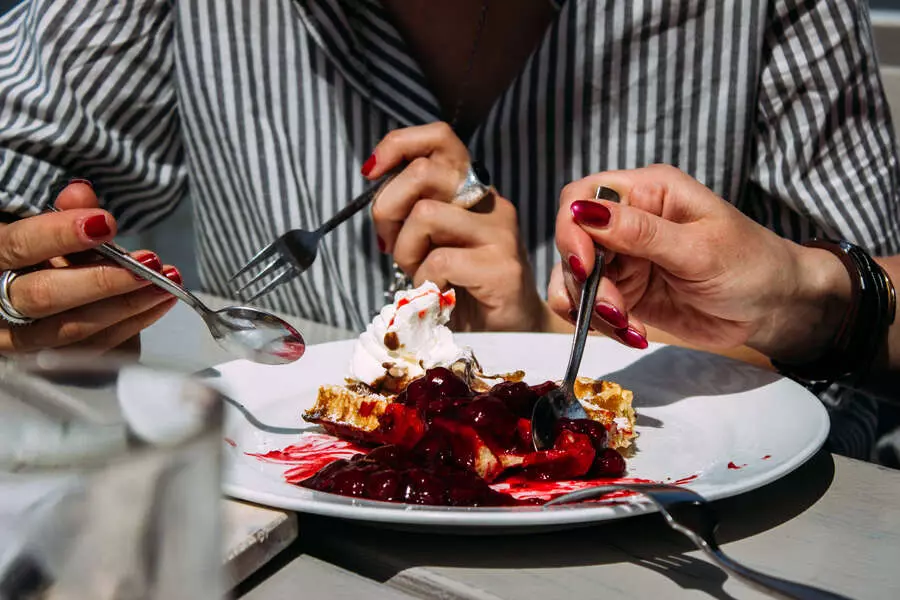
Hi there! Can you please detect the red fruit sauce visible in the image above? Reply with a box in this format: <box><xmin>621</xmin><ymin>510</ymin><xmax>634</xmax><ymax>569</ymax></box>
<box><xmin>252</xmin><ymin>367</ymin><xmax>649</xmax><ymax>507</ymax></box>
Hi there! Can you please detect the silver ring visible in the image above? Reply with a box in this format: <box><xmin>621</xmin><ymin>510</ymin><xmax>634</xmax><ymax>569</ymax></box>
<box><xmin>0</xmin><ymin>270</ymin><xmax>34</xmax><ymax>326</ymax></box>
<box><xmin>452</xmin><ymin>161</ymin><xmax>492</xmax><ymax>209</ymax></box>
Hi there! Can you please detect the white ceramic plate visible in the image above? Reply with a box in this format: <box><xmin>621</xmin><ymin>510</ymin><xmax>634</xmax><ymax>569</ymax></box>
<box><xmin>217</xmin><ymin>333</ymin><xmax>828</xmax><ymax>530</ymax></box>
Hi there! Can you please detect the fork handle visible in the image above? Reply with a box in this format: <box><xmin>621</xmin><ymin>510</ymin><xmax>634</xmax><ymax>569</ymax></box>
<box><xmin>704</xmin><ymin>546</ymin><xmax>851</xmax><ymax>600</ymax></box>
<box><xmin>317</xmin><ymin>170</ymin><xmax>400</xmax><ymax>237</ymax></box>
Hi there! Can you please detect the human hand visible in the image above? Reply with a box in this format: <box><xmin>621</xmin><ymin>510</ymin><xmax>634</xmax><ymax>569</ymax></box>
<box><xmin>364</xmin><ymin>122</ymin><xmax>550</xmax><ymax>332</ymax></box>
<box><xmin>0</xmin><ymin>181</ymin><xmax>181</xmax><ymax>356</ymax></box>
<box><xmin>549</xmin><ymin>165</ymin><xmax>849</xmax><ymax>360</ymax></box>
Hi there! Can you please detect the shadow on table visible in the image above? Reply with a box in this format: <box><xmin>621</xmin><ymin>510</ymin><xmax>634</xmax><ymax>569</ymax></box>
<box><xmin>295</xmin><ymin>450</ymin><xmax>834</xmax><ymax>600</ymax></box>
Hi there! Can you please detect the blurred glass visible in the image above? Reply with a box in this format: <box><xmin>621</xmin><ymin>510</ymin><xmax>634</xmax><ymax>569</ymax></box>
<box><xmin>0</xmin><ymin>354</ymin><xmax>223</xmax><ymax>600</ymax></box>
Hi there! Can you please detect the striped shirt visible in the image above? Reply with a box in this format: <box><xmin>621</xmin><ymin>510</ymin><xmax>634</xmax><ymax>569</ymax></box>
<box><xmin>1</xmin><ymin>0</ymin><xmax>899</xmax><ymax>459</ymax></box>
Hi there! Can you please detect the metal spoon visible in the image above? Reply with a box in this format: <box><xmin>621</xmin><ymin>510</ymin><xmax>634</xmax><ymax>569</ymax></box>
<box><xmin>43</xmin><ymin>207</ymin><xmax>305</xmax><ymax>365</ymax></box>
<box><xmin>531</xmin><ymin>244</ymin><xmax>604</xmax><ymax>450</ymax></box>
<box><xmin>98</xmin><ymin>243</ymin><xmax>305</xmax><ymax>365</ymax></box>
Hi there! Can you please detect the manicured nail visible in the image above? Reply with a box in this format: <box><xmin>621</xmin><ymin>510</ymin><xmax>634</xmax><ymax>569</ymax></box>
<box><xmin>82</xmin><ymin>214</ymin><xmax>111</xmax><ymax>238</ymax></box>
<box><xmin>163</xmin><ymin>267</ymin><xmax>182</xmax><ymax>286</ymax></box>
<box><xmin>136</xmin><ymin>253</ymin><xmax>162</xmax><ymax>278</ymax></box>
<box><xmin>361</xmin><ymin>154</ymin><xmax>376</xmax><ymax>177</ymax></box>
<box><xmin>615</xmin><ymin>327</ymin><xmax>648</xmax><ymax>349</ymax></box>
<box><xmin>595</xmin><ymin>302</ymin><xmax>628</xmax><ymax>329</ymax></box>
<box><xmin>571</xmin><ymin>200</ymin><xmax>611</xmax><ymax>228</ymax></box>
<box><xmin>69</xmin><ymin>178</ymin><xmax>93</xmax><ymax>189</ymax></box>
<box><xmin>567</xmin><ymin>255</ymin><xmax>587</xmax><ymax>283</ymax></box>
<box><xmin>377</xmin><ymin>235</ymin><xmax>386</xmax><ymax>253</ymax></box>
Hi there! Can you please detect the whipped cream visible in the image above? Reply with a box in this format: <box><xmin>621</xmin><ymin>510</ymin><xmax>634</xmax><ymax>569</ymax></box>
<box><xmin>348</xmin><ymin>281</ymin><xmax>470</xmax><ymax>387</ymax></box>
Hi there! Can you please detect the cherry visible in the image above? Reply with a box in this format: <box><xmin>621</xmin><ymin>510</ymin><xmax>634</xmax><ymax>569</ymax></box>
<box><xmin>556</xmin><ymin>418</ymin><xmax>608</xmax><ymax>453</ymax></box>
<box><xmin>592</xmin><ymin>448</ymin><xmax>626</xmax><ymax>477</ymax></box>
<box><xmin>490</xmin><ymin>381</ymin><xmax>537</xmax><ymax>417</ymax></box>
<box><xmin>402</xmin><ymin>469</ymin><xmax>444</xmax><ymax>505</ymax></box>
<box><xmin>366</xmin><ymin>445</ymin><xmax>411</xmax><ymax>469</ymax></box>
<box><xmin>331</xmin><ymin>467</ymin><xmax>370</xmax><ymax>497</ymax></box>
<box><xmin>401</xmin><ymin>377</ymin><xmax>431</xmax><ymax>409</ymax></box>
<box><xmin>529</xmin><ymin>381</ymin><xmax>557</xmax><ymax>398</ymax></box>
<box><xmin>424</xmin><ymin>367</ymin><xmax>471</xmax><ymax>399</ymax></box>
<box><xmin>366</xmin><ymin>469</ymin><xmax>402</xmax><ymax>501</ymax></box>
<box><xmin>413</xmin><ymin>429</ymin><xmax>453</xmax><ymax>465</ymax></box>
<box><xmin>459</xmin><ymin>397</ymin><xmax>518</xmax><ymax>444</ymax></box>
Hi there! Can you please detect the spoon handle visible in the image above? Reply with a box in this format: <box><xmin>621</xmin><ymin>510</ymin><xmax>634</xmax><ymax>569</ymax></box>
<box><xmin>562</xmin><ymin>246</ymin><xmax>604</xmax><ymax>388</ymax></box>
<box><xmin>92</xmin><ymin>243</ymin><xmax>210</xmax><ymax>312</ymax></box>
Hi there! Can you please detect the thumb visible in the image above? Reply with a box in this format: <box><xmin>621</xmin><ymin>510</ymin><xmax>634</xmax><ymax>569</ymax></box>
<box><xmin>571</xmin><ymin>199</ymin><xmax>700</xmax><ymax>278</ymax></box>
<box><xmin>55</xmin><ymin>179</ymin><xmax>100</xmax><ymax>210</ymax></box>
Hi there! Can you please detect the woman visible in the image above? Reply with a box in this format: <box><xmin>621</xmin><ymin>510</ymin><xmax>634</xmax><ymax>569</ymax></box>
<box><xmin>550</xmin><ymin>164</ymin><xmax>899</xmax><ymax>460</ymax></box>
<box><xmin>0</xmin><ymin>0</ymin><xmax>897</xmax><ymax>356</ymax></box>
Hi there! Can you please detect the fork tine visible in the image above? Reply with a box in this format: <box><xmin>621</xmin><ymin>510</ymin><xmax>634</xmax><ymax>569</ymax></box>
<box><xmin>229</xmin><ymin>242</ymin><xmax>278</xmax><ymax>283</ymax></box>
<box><xmin>233</xmin><ymin>256</ymin><xmax>285</xmax><ymax>296</ymax></box>
<box><xmin>243</xmin><ymin>268</ymin><xmax>298</xmax><ymax>303</ymax></box>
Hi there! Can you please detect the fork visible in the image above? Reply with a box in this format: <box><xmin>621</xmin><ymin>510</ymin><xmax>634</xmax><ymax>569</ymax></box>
<box><xmin>545</xmin><ymin>483</ymin><xmax>851</xmax><ymax>600</ymax></box>
<box><xmin>229</xmin><ymin>173</ymin><xmax>396</xmax><ymax>303</ymax></box>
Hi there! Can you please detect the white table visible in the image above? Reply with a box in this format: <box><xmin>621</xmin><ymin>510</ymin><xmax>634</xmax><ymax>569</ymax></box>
<box><xmin>141</xmin><ymin>295</ymin><xmax>900</xmax><ymax>599</ymax></box>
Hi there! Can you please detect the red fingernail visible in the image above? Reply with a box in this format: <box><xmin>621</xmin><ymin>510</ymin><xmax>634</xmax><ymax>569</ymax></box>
<box><xmin>163</xmin><ymin>267</ymin><xmax>182</xmax><ymax>286</ymax></box>
<box><xmin>615</xmin><ymin>327</ymin><xmax>649</xmax><ymax>349</ymax></box>
<box><xmin>361</xmin><ymin>154</ymin><xmax>376</xmax><ymax>177</ymax></box>
<box><xmin>69</xmin><ymin>178</ymin><xmax>93</xmax><ymax>189</ymax></box>
<box><xmin>595</xmin><ymin>302</ymin><xmax>628</xmax><ymax>329</ymax></box>
<box><xmin>571</xmin><ymin>201</ymin><xmax>611</xmax><ymax>228</ymax></box>
<box><xmin>83</xmin><ymin>215</ymin><xmax>111</xmax><ymax>238</ymax></box>
<box><xmin>137</xmin><ymin>253</ymin><xmax>162</xmax><ymax>277</ymax></box>
<box><xmin>568</xmin><ymin>255</ymin><xmax>587</xmax><ymax>283</ymax></box>
<box><xmin>377</xmin><ymin>235</ymin><xmax>386</xmax><ymax>253</ymax></box>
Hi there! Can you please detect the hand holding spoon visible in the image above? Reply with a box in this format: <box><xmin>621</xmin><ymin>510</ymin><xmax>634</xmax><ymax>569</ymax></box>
<box><xmin>43</xmin><ymin>207</ymin><xmax>306</xmax><ymax>365</ymax></box>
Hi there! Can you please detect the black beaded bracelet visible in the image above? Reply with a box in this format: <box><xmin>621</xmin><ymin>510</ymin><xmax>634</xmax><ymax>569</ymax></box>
<box><xmin>772</xmin><ymin>239</ymin><xmax>895</xmax><ymax>391</ymax></box>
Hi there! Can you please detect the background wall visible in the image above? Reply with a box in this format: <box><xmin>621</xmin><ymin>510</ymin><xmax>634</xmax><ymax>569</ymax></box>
<box><xmin>2</xmin><ymin>0</ymin><xmax>900</xmax><ymax>291</ymax></box>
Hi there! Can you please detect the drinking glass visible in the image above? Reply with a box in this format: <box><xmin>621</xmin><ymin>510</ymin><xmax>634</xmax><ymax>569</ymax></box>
<box><xmin>0</xmin><ymin>354</ymin><xmax>224</xmax><ymax>599</ymax></box>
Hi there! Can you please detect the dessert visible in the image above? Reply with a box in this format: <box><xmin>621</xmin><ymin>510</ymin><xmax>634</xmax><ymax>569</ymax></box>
<box><xmin>296</xmin><ymin>282</ymin><xmax>636</xmax><ymax>507</ymax></box>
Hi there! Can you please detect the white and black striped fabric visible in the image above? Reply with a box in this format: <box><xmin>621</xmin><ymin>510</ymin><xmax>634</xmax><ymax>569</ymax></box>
<box><xmin>1</xmin><ymin>0</ymin><xmax>899</xmax><ymax>459</ymax></box>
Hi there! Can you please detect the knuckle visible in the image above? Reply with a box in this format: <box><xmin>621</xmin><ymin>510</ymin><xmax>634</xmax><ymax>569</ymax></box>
<box><xmin>370</xmin><ymin>199</ymin><xmax>387</xmax><ymax>223</ymax></box>
<box><xmin>57</xmin><ymin>319</ymin><xmax>90</xmax><ymax>344</ymax></box>
<box><xmin>382</xmin><ymin>129</ymin><xmax>402</xmax><ymax>147</ymax></box>
<box><xmin>2</xmin><ymin>227</ymin><xmax>33</xmax><ymax>268</ymax></box>
<box><xmin>631</xmin><ymin>213</ymin><xmax>660</xmax><ymax>248</ymax></box>
<box><xmin>118</xmin><ymin>289</ymin><xmax>147</xmax><ymax>314</ymax></box>
<box><xmin>559</xmin><ymin>182</ymin><xmax>578</xmax><ymax>204</ymax></box>
<box><xmin>649</xmin><ymin>163</ymin><xmax>682</xmax><ymax>178</ymax></box>
<box><xmin>24</xmin><ymin>274</ymin><xmax>55</xmax><ymax>316</ymax></box>
<box><xmin>408</xmin><ymin>198</ymin><xmax>439</xmax><ymax>223</ymax></box>
<box><xmin>407</xmin><ymin>157</ymin><xmax>431</xmax><ymax>183</ymax></box>
<box><xmin>433</xmin><ymin>121</ymin><xmax>454</xmax><ymax>138</ymax></box>
<box><xmin>426</xmin><ymin>247</ymin><xmax>451</xmax><ymax>273</ymax></box>
<box><xmin>91</xmin><ymin>264</ymin><xmax>122</xmax><ymax>294</ymax></box>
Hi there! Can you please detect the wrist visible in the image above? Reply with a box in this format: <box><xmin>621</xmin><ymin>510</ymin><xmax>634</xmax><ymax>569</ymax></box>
<box><xmin>748</xmin><ymin>242</ymin><xmax>853</xmax><ymax>363</ymax></box>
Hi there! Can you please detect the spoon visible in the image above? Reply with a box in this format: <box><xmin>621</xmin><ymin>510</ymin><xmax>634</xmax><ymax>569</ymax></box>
<box><xmin>98</xmin><ymin>243</ymin><xmax>305</xmax><ymax>365</ymax></box>
<box><xmin>43</xmin><ymin>207</ymin><xmax>305</xmax><ymax>365</ymax></box>
<box><xmin>531</xmin><ymin>245</ymin><xmax>603</xmax><ymax>450</ymax></box>
<box><xmin>532</xmin><ymin>187</ymin><xmax>616</xmax><ymax>450</ymax></box>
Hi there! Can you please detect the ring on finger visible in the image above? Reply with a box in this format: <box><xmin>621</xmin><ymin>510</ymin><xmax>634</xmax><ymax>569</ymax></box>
<box><xmin>452</xmin><ymin>161</ymin><xmax>492</xmax><ymax>209</ymax></box>
<box><xmin>0</xmin><ymin>270</ymin><xmax>35</xmax><ymax>326</ymax></box>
